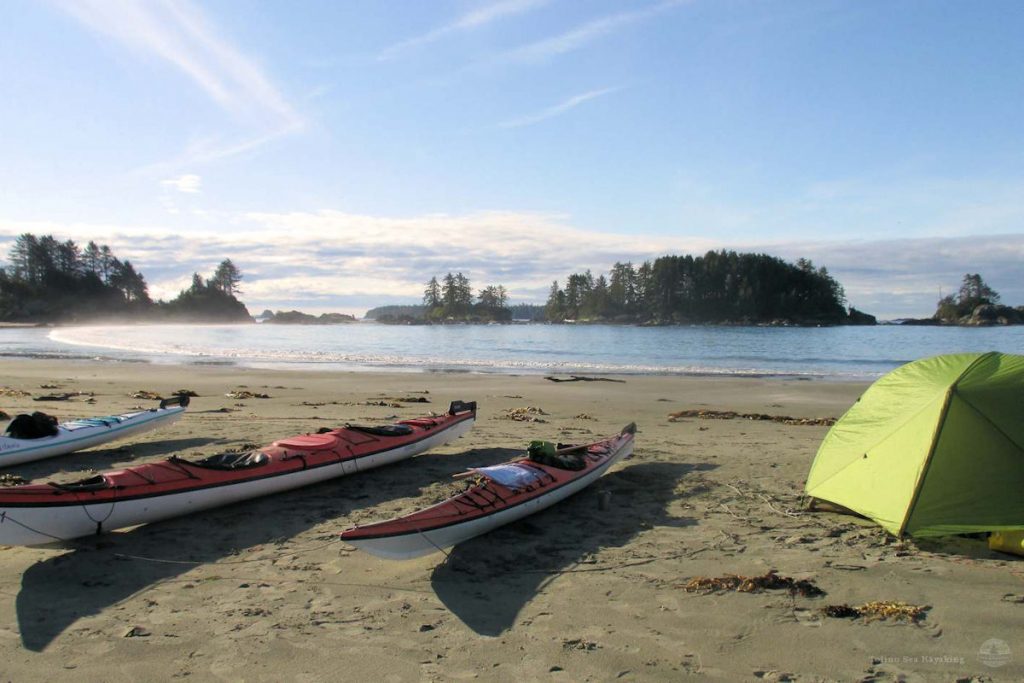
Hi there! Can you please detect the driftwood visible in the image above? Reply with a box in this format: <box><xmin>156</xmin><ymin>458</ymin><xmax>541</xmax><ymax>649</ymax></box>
<box><xmin>668</xmin><ymin>409</ymin><xmax>836</xmax><ymax>427</ymax></box>
<box><xmin>545</xmin><ymin>375</ymin><xmax>626</xmax><ymax>383</ymax></box>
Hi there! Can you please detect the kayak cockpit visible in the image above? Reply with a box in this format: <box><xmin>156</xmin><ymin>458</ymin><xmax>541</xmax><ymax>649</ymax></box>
<box><xmin>49</xmin><ymin>475</ymin><xmax>111</xmax><ymax>492</ymax></box>
<box><xmin>174</xmin><ymin>451</ymin><xmax>270</xmax><ymax>470</ymax></box>
<box><xmin>347</xmin><ymin>424</ymin><xmax>415</xmax><ymax>437</ymax></box>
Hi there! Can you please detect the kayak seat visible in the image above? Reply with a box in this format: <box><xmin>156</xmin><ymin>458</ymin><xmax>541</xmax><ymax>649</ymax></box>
<box><xmin>191</xmin><ymin>451</ymin><xmax>270</xmax><ymax>470</ymax></box>
<box><xmin>528</xmin><ymin>450</ymin><xmax>586</xmax><ymax>471</ymax></box>
<box><xmin>347</xmin><ymin>424</ymin><xmax>415</xmax><ymax>437</ymax></box>
<box><xmin>50</xmin><ymin>475</ymin><xmax>111</xmax><ymax>492</ymax></box>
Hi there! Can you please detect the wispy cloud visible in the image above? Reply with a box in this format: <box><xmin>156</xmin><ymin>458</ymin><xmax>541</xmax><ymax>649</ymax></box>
<box><xmin>161</xmin><ymin>174</ymin><xmax>202</xmax><ymax>193</ymax></box>
<box><xmin>499</xmin><ymin>86</ymin><xmax>619</xmax><ymax>128</ymax></box>
<box><xmin>54</xmin><ymin>0</ymin><xmax>301</xmax><ymax>129</ymax></box>
<box><xmin>378</xmin><ymin>0</ymin><xmax>548</xmax><ymax>61</ymax></box>
<box><xmin>500</xmin><ymin>0</ymin><xmax>688</xmax><ymax>64</ymax></box>
<box><xmin>153</xmin><ymin>123</ymin><xmax>304</xmax><ymax>173</ymax></box>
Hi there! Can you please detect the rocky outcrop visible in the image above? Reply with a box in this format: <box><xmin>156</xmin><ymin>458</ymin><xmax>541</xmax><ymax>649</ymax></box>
<box><xmin>262</xmin><ymin>310</ymin><xmax>356</xmax><ymax>325</ymax></box>
<box><xmin>960</xmin><ymin>304</ymin><xmax>1024</xmax><ymax>326</ymax></box>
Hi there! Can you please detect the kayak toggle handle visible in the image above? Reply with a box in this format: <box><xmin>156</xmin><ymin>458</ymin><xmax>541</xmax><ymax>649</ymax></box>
<box><xmin>159</xmin><ymin>395</ymin><xmax>191</xmax><ymax>409</ymax></box>
<box><xmin>448</xmin><ymin>400</ymin><xmax>477</xmax><ymax>415</ymax></box>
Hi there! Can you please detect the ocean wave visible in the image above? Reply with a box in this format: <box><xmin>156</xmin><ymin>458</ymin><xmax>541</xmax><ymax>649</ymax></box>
<box><xmin>39</xmin><ymin>323</ymin><xmax>922</xmax><ymax>379</ymax></box>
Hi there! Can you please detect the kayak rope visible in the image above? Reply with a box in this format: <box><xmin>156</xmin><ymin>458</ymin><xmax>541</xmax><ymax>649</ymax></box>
<box><xmin>0</xmin><ymin>510</ymin><xmax>80</xmax><ymax>544</ymax></box>
<box><xmin>79</xmin><ymin>487</ymin><xmax>117</xmax><ymax>529</ymax></box>
<box><xmin>414</xmin><ymin>527</ymin><xmax>451</xmax><ymax>559</ymax></box>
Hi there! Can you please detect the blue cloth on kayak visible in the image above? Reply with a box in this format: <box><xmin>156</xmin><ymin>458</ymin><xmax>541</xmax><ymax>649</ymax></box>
<box><xmin>473</xmin><ymin>464</ymin><xmax>544</xmax><ymax>489</ymax></box>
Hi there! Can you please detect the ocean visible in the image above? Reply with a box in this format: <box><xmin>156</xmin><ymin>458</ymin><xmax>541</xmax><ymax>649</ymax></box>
<box><xmin>1</xmin><ymin>322</ymin><xmax>1022</xmax><ymax>380</ymax></box>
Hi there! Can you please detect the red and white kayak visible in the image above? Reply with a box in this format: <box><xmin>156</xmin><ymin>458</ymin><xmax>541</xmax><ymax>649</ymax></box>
<box><xmin>340</xmin><ymin>422</ymin><xmax>635</xmax><ymax>560</ymax></box>
<box><xmin>0</xmin><ymin>397</ymin><xmax>190</xmax><ymax>468</ymax></box>
<box><xmin>0</xmin><ymin>400</ymin><xmax>476</xmax><ymax>546</ymax></box>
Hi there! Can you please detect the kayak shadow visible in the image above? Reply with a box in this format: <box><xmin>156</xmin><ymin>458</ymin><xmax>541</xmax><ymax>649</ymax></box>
<box><xmin>10</xmin><ymin>438</ymin><xmax>225</xmax><ymax>481</ymax></box>
<box><xmin>430</xmin><ymin>461</ymin><xmax>708</xmax><ymax>637</ymax></box>
<box><xmin>15</xmin><ymin>446</ymin><xmax>517</xmax><ymax>651</ymax></box>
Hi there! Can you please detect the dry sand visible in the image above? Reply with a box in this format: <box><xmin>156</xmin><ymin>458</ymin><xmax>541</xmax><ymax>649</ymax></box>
<box><xmin>0</xmin><ymin>359</ymin><xmax>1020</xmax><ymax>682</ymax></box>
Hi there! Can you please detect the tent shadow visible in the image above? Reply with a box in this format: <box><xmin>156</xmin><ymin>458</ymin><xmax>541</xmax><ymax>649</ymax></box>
<box><xmin>11</xmin><ymin>438</ymin><xmax>225</xmax><ymax>480</ymax></box>
<box><xmin>914</xmin><ymin>535</ymin><xmax>1023</xmax><ymax>562</ymax></box>
<box><xmin>429</xmin><ymin>461</ymin><xmax>709</xmax><ymax>636</ymax></box>
<box><xmin>15</xmin><ymin>446</ymin><xmax>518</xmax><ymax>651</ymax></box>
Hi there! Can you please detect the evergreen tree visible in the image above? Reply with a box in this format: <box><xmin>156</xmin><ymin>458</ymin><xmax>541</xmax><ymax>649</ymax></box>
<box><xmin>544</xmin><ymin>280</ymin><xmax>565</xmax><ymax>321</ymax></box>
<box><xmin>83</xmin><ymin>241</ymin><xmax>102</xmax><ymax>275</ymax></box>
<box><xmin>423</xmin><ymin>276</ymin><xmax>441</xmax><ymax>308</ymax></box>
<box><xmin>99</xmin><ymin>245</ymin><xmax>115</xmax><ymax>284</ymax></box>
<box><xmin>8</xmin><ymin>234</ymin><xmax>37</xmax><ymax>283</ymax></box>
<box><xmin>958</xmin><ymin>273</ymin><xmax>999</xmax><ymax>308</ymax></box>
<box><xmin>211</xmin><ymin>259</ymin><xmax>243</xmax><ymax>295</ymax></box>
<box><xmin>454</xmin><ymin>272</ymin><xmax>472</xmax><ymax>312</ymax></box>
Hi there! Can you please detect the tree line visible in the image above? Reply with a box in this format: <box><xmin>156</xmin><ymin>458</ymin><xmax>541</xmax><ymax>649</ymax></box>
<box><xmin>367</xmin><ymin>251</ymin><xmax>871</xmax><ymax>325</ymax></box>
<box><xmin>0</xmin><ymin>233</ymin><xmax>249</xmax><ymax>322</ymax></box>
<box><xmin>421</xmin><ymin>273</ymin><xmax>512</xmax><ymax>322</ymax></box>
<box><xmin>544</xmin><ymin>252</ymin><xmax>863</xmax><ymax>324</ymax></box>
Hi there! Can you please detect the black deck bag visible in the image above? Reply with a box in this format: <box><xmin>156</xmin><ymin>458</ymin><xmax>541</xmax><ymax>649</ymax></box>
<box><xmin>5</xmin><ymin>412</ymin><xmax>59</xmax><ymax>439</ymax></box>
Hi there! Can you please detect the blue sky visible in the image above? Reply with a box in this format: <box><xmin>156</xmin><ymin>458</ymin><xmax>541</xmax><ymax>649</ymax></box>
<box><xmin>1</xmin><ymin>0</ymin><xmax>1022</xmax><ymax>318</ymax></box>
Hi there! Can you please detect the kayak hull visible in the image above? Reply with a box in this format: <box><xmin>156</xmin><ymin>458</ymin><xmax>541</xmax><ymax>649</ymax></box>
<box><xmin>0</xmin><ymin>403</ymin><xmax>188</xmax><ymax>468</ymax></box>
<box><xmin>0</xmin><ymin>402</ymin><xmax>475</xmax><ymax>546</ymax></box>
<box><xmin>341</xmin><ymin>425</ymin><xmax>634</xmax><ymax>560</ymax></box>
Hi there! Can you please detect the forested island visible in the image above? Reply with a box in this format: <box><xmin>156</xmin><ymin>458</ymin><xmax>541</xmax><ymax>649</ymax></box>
<box><xmin>901</xmin><ymin>274</ymin><xmax>1024</xmax><ymax>326</ymax></box>
<box><xmin>258</xmin><ymin>310</ymin><xmax>356</xmax><ymax>325</ymax></box>
<box><xmin>368</xmin><ymin>251</ymin><xmax>876</xmax><ymax>326</ymax></box>
<box><xmin>0</xmin><ymin>233</ymin><xmax>249</xmax><ymax>323</ymax></box>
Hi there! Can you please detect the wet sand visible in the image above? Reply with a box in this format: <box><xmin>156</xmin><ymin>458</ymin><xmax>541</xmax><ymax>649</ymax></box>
<box><xmin>0</xmin><ymin>360</ymin><xmax>1020</xmax><ymax>681</ymax></box>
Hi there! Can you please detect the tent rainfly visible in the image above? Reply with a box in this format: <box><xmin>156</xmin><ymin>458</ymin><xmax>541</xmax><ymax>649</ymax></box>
<box><xmin>805</xmin><ymin>352</ymin><xmax>1024</xmax><ymax>537</ymax></box>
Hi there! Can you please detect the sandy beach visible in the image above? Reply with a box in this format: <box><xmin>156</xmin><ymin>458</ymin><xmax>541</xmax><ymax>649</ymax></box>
<box><xmin>0</xmin><ymin>359</ymin><xmax>1019</xmax><ymax>682</ymax></box>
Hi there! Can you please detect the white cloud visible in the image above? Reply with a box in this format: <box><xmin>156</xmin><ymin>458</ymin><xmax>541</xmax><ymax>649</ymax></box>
<box><xmin>161</xmin><ymin>174</ymin><xmax>202</xmax><ymax>193</ymax></box>
<box><xmin>378</xmin><ymin>0</ymin><xmax>548</xmax><ymax>60</ymax></box>
<box><xmin>0</xmin><ymin>212</ymin><xmax>1020</xmax><ymax>319</ymax></box>
<box><xmin>498</xmin><ymin>87</ymin><xmax>619</xmax><ymax>128</ymax></box>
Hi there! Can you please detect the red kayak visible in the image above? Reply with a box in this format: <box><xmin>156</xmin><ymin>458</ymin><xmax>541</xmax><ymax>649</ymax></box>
<box><xmin>340</xmin><ymin>422</ymin><xmax>635</xmax><ymax>559</ymax></box>
<box><xmin>0</xmin><ymin>400</ymin><xmax>476</xmax><ymax>546</ymax></box>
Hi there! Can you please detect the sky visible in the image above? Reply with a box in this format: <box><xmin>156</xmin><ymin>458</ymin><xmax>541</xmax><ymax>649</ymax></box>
<box><xmin>1</xmin><ymin>0</ymin><xmax>1022</xmax><ymax>318</ymax></box>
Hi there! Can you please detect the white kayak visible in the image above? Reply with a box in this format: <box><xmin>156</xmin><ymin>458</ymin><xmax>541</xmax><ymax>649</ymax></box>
<box><xmin>0</xmin><ymin>396</ymin><xmax>189</xmax><ymax>468</ymax></box>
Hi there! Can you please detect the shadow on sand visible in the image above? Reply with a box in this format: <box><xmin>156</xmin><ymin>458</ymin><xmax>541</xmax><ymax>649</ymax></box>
<box><xmin>15</xmin><ymin>446</ymin><xmax>518</xmax><ymax>651</ymax></box>
<box><xmin>13</xmin><ymin>438</ymin><xmax>225</xmax><ymax>481</ymax></box>
<box><xmin>430</xmin><ymin>460</ymin><xmax>711</xmax><ymax>636</ymax></box>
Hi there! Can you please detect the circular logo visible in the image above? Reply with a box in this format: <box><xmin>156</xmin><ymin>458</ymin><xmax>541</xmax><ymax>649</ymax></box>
<box><xmin>978</xmin><ymin>638</ymin><xmax>1011</xmax><ymax>668</ymax></box>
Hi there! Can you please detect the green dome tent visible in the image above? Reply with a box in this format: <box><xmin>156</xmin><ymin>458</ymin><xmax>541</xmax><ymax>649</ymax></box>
<box><xmin>805</xmin><ymin>352</ymin><xmax>1024</xmax><ymax>537</ymax></box>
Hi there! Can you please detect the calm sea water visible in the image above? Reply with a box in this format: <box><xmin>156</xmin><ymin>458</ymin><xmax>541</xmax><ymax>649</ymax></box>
<box><xmin>0</xmin><ymin>323</ymin><xmax>1021</xmax><ymax>380</ymax></box>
